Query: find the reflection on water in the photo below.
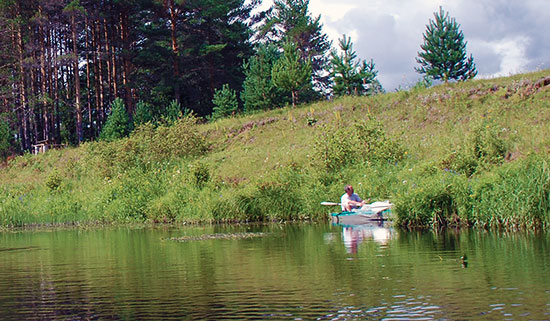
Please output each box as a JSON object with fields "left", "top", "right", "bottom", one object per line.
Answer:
{"left": 339, "top": 223, "right": 394, "bottom": 253}
{"left": 1, "top": 225, "right": 550, "bottom": 320}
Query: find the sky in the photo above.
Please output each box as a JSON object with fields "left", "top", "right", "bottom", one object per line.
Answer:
{"left": 261, "top": 0, "right": 550, "bottom": 91}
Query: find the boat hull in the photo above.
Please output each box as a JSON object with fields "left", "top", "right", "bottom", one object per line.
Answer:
{"left": 331, "top": 211, "right": 386, "bottom": 225}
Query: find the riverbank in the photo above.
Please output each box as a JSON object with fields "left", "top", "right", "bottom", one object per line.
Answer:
{"left": 1, "top": 70, "right": 549, "bottom": 229}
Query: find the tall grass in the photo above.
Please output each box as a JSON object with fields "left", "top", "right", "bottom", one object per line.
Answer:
{"left": 0, "top": 70, "right": 549, "bottom": 229}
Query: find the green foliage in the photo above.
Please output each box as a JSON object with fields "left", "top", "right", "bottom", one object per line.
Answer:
{"left": 189, "top": 161, "right": 210, "bottom": 188}
{"left": 393, "top": 171, "right": 464, "bottom": 228}
{"left": 45, "top": 170, "right": 62, "bottom": 191}
{"left": 330, "top": 35, "right": 380, "bottom": 96}
{"left": 442, "top": 119, "right": 509, "bottom": 176}
{"left": 241, "top": 43, "right": 286, "bottom": 112}
{"left": 416, "top": 7, "right": 477, "bottom": 82}
{"left": 133, "top": 100, "right": 154, "bottom": 127}
{"left": 99, "top": 98, "right": 130, "bottom": 142}
{"left": 257, "top": 0, "right": 331, "bottom": 92}
{"left": 272, "top": 41, "right": 312, "bottom": 107}
{"left": 86, "top": 114, "right": 209, "bottom": 177}
{"left": 0, "top": 118, "right": 12, "bottom": 159}
{"left": 313, "top": 118, "right": 406, "bottom": 171}
{"left": 162, "top": 99, "right": 183, "bottom": 124}
{"left": 1, "top": 71, "right": 550, "bottom": 229}
{"left": 393, "top": 153, "right": 550, "bottom": 229}
{"left": 211, "top": 84, "right": 238, "bottom": 121}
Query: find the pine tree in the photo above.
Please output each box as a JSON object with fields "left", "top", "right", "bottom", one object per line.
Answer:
{"left": 416, "top": 7, "right": 477, "bottom": 82}
{"left": 241, "top": 43, "right": 286, "bottom": 112}
{"left": 258, "top": 0, "right": 331, "bottom": 93}
{"left": 272, "top": 42, "right": 312, "bottom": 107}
{"left": 211, "top": 84, "right": 238, "bottom": 121}
{"left": 162, "top": 99, "right": 182, "bottom": 124}
{"left": 133, "top": 101, "right": 154, "bottom": 128}
{"left": 99, "top": 98, "right": 130, "bottom": 142}
{"left": 330, "top": 35, "right": 380, "bottom": 96}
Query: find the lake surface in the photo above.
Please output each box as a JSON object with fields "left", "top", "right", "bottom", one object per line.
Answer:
{"left": 1, "top": 223, "right": 550, "bottom": 320}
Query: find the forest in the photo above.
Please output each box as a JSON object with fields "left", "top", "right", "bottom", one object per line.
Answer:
{"left": 1, "top": 0, "right": 380, "bottom": 155}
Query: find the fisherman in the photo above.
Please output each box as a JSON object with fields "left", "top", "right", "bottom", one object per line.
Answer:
{"left": 340, "top": 185, "right": 368, "bottom": 212}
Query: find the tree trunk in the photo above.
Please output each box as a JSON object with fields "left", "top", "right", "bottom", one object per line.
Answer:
{"left": 110, "top": 21, "right": 118, "bottom": 99}
{"left": 85, "top": 17, "right": 93, "bottom": 139}
{"left": 120, "top": 12, "right": 133, "bottom": 116}
{"left": 71, "top": 14, "right": 83, "bottom": 143}
{"left": 103, "top": 17, "right": 112, "bottom": 109}
{"left": 52, "top": 29, "right": 61, "bottom": 143}
{"left": 97, "top": 22, "right": 105, "bottom": 130}
{"left": 15, "top": 22, "right": 29, "bottom": 151}
{"left": 169, "top": 0, "right": 181, "bottom": 102}
{"left": 38, "top": 7, "right": 49, "bottom": 142}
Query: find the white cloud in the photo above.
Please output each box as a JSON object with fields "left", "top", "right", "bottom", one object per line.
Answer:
{"left": 254, "top": 0, "right": 550, "bottom": 90}
{"left": 490, "top": 37, "right": 531, "bottom": 77}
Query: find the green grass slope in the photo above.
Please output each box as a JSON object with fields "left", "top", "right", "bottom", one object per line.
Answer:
{"left": 1, "top": 70, "right": 549, "bottom": 229}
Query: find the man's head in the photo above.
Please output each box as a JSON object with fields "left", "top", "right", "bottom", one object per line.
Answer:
{"left": 345, "top": 185, "right": 354, "bottom": 196}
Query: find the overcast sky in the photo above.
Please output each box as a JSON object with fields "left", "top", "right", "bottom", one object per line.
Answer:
{"left": 265, "top": 0, "right": 550, "bottom": 91}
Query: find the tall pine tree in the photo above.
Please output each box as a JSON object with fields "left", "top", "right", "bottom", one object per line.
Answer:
{"left": 416, "top": 7, "right": 477, "bottom": 82}
{"left": 329, "top": 35, "right": 380, "bottom": 96}
{"left": 241, "top": 43, "right": 287, "bottom": 112}
{"left": 271, "top": 41, "right": 312, "bottom": 107}
{"left": 258, "top": 0, "right": 331, "bottom": 93}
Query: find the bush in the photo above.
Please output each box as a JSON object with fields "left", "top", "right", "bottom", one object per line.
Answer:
{"left": 313, "top": 118, "right": 406, "bottom": 171}
{"left": 45, "top": 170, "right": 63, "bottom": 191}
{"left": 442, "top": 119, "right": 509, "bottom": 176}
{"left": 393, "top": 171, "right": 464, "bottom": 228}
{"left": 85, "top": 114, "right": 210, "bottom": 176}
{"left": 0, "top": 119, "right": 13, "bottom": 159}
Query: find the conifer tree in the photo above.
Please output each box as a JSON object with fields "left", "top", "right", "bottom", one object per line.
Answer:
{"left": 211, "top": 84, "right": 238, "bottom": 120}
{"left": 330, "top": 35, "right": 380, "bottom": 96}
{"left": 99, "top": 98, "right": 130, "bottom": 142}
{"left": 258, "top": 0, "right": 331, "bottom": 93}
{"left": 133, "top": 101, "right": 154, "bottom": 128}
{"left": 272, "top": 42, "right": 312, "bottom": 107}
{"left": 241, "top": 43, "right": 286, "bottom": 112}
{"left": 416, "top": 7, "right": 477, "bottom": 82}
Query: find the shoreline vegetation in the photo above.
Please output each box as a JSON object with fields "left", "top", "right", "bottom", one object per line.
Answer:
{"left": 1, "top": 71, "right": 549, "bottom": 230}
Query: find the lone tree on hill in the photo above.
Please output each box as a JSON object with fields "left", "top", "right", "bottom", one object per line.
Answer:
{"left": 416, "top": 7, "right": 477, "bottom": 82}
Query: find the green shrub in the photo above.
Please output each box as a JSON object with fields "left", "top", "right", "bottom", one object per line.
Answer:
{"left": 313, "top": 118, "right": 406, "bottom": 171}
{"left": 0, "top": 118, "right": 13, "bottom": 159}
{"left": 85, "top": 114, "right": 210, "bottom": 177}
{"left": 467, "top": 154, "right": 550, "bottom": 228}
{"left": 393, "top": 171, "right": 462, "bottom": 228}
{"left": 45, "top": 170, "right": 63, "bottom": 191}
{"left": 443, "top": 119, "right": 509, "bottom": 176}
{"left": 189, "top": 161, "right": 210, "bottom": 188}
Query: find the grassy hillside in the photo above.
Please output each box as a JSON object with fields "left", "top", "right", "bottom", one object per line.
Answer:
{"left": 1, "top": 70, "right": 549, "bottom": 229}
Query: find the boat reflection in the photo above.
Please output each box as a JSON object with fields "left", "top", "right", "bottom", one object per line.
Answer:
{"left": 337, "top": 222, "right": 394, "bottom": 253}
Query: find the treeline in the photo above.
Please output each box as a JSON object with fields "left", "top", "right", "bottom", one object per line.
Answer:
{"left": 0, "top": 0, "right": 382, "bottom": 155}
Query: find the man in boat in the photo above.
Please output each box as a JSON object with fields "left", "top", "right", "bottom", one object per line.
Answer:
{"left": 341, "top": 185, "right": 369, "bottom": 212}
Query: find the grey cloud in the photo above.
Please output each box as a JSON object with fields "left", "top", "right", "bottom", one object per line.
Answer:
{"left": 319, "top": 0, "right": 549, "bottom": 90}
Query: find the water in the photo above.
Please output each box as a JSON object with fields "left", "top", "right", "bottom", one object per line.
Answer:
{"left": 1, "top": 223, "right": 550, "bottom": 320}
